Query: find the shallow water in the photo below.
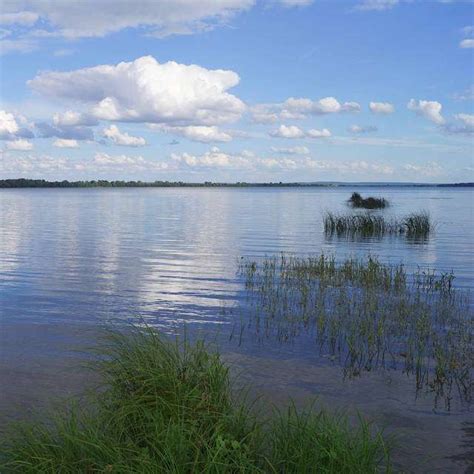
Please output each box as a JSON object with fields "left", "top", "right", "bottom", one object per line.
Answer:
{"left": 1, "top": 186, "right": 473, "bottom": 472}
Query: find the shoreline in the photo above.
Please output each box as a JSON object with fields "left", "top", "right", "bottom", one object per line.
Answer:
{"left": 1, "top": 178, "right": 473, "bottom": 189}
{"left": 1, "top": 320, "right": 472, "bottom": 472}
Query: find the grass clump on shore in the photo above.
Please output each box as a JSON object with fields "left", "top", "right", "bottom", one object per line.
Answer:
{"left": 0, "top": 327, "right": 391, "bottom": 473}
{"left": 348, "top": 192, "right": 388, "bottom": 209}
{"left": 324, "top": 211, "right": 432, "bottom": 237}
{"left": 238, "top": 254, "right": 473, "bottom": 409}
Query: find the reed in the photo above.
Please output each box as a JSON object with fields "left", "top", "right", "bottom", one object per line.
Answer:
{"left": 237, "top": 254, "right": 472, "bottom": 410}
{"left": 402, "top": 211, "right": 432, "bottom": 235}
{"left": 324, "top": 211, "right": 432, "bottom": 237}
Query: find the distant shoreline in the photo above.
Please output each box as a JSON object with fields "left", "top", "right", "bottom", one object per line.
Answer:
{"left": 0, "top": 179, "right": 473, "bottom": 189}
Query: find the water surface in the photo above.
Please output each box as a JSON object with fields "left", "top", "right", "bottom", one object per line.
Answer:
{"left": 1, "top": 187, "right": 473, "bottom": 472}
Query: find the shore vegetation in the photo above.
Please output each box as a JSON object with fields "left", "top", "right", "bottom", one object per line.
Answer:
{"left": 0, "top": 327, "right": 391, "bottom": 473}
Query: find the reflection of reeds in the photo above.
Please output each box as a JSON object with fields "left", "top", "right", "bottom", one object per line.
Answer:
{"left": 324, "top": 212, "right": 432, "bottom": 237}
{"left": 349, "top": 192, "right": 388, "bottom": 209}
{"left": 0, "top": 327, "right": 391, "bottom": 472}
{"left": 237, "top": 254, "right": 472, "bottom": 410}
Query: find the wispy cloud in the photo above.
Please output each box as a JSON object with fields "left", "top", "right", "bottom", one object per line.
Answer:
{"left": 348, "top": 125, "right": 378, "bottom": 133}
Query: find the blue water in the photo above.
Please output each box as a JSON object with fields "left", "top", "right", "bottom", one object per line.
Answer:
{"left": 1, "top": 187, "right": 473, "bottom": 327}
{"left": 1, "top": 186, "right": 473, "bottom": 472}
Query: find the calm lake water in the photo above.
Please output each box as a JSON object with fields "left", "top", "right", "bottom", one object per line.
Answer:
{"left": 1, "top": 186, "right": 473, "bottom": 472}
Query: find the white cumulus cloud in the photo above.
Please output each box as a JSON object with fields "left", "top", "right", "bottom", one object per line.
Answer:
{"left": 455, "top": 113, "right": 474, "bottom": 128}
{"left": 307, "top": 128, "right": 332, "bottom": 138}
{"left": 443, "top": 113, "right": 474, "bottom": 135}
{"left": 0, "top": 152, "right": 171, "bottom": 176}
{"left": 172, "top": 147, "right": 251, "bottom": 169}
{"left": 369, "top": 101, "right": 394, "bottom": 114}
{"left": 53, "top": 138, "right": 79, "bottom": 148}
{"left": 460, "top": 39, "right": 474, "bottom": 48}
{"left": 0, "top": 1, "right": 254, "bottom": 39}
{"left": 153, "top": 124, "right": 233, "bottom": 143}
{"left": 283, "top": 96, "right": 360, "bottom": 115}
{"left": 269, "top": 125, "right": 331, "bottom": 139}
{"left": 251, "top": 105, "right": 280, "bottom": 124}
{"left": 407, "top": 99, "right": 445, "bottom": 125}
{"left": 0, "top": 110, "right": 34, "bottom": 139}
{"left": 29, "top": 56, "right": 245, "bottom": 127}
{"left": 53, "top": 110, "right": 98, "bottom": 127}
{"left": 103, "top": 125, "right": 146, "bottom": 147}
{"left": 269, "top": 124, "right": 305, "bottom": 138}
{"left": 5, "top": 138, "right": 33, "bottom": 150}
{"left": 252, "top": 97, "right": 360, "bottom": 123}
{"left": 93, "top": 152, "right": 167, "bottom": 170}
{"left": 0, "top": 110, "right": 19, "bottom": 138}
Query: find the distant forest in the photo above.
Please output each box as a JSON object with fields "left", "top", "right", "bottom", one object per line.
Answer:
{"left": 0, "top": 179, "right": 303, "bottom": 188}
{"left": 0, "top": 179, "right": 473, "bottom": 189}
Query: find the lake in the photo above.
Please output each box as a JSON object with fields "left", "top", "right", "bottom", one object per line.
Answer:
{"left": 1, "top": 186, "right": 473, "bottom": 472}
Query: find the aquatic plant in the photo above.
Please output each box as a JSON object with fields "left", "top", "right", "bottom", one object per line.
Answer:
{"left": 237, "top": 254, "right": 473, "bottom": 410}
{"left": 402, "top": 211, "right": 432, "bottom": 235}
{"left": 348, "top": 192, "right": 389, "bottom": 209}
{"left": 324, "top": 212, "right": 432, "bottom": 237}
{"left": 324, "top": 213, "right": 394, "bottom": 236}
{"left": 0, "top": 327, "right": 391, "bottom": 473}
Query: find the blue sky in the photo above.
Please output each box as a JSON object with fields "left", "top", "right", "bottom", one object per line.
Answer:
{"left": 0, "top": 0, "right": 473, "bottom": 182}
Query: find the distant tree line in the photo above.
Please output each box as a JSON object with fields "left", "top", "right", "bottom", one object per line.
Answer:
{"left": 436, "top": 182, "right": 474, "bottom": 187}
{"left": 0, "top": 179, "right": 304, "bottom": 188}
{"left": 0, "top": 178, "right": 472, "bottom": 189}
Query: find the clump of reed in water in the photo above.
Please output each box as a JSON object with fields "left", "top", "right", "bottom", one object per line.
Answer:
{"left": 402, "top": 211, "right": 432, "bottom": 235}
{"left": 348, "top": 192, "right": 389, "bottom": 209}
{"left": 237, "top": 254, "right": 472, "bottom": 410}
{"left": 324, "top": 213, "right": 395, "bottom": 236}
{"left": 0, "top": 326, "right": 391, "bottom": 473}
{"left": 324, "top": 211, "right": 432, "bottom": 237}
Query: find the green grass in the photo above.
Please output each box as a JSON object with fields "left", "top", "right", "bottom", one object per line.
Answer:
{"left": 324, "top": 211, "right": 432, "bottom": 237}
{"left": 238, "top": 254, "right": 473, "bottom": 409}
{"left": 348, "top": 192, "right": 389, "bottom": 209}
{"left": 0, "top": 327, "right": 391, "bottom": 473}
